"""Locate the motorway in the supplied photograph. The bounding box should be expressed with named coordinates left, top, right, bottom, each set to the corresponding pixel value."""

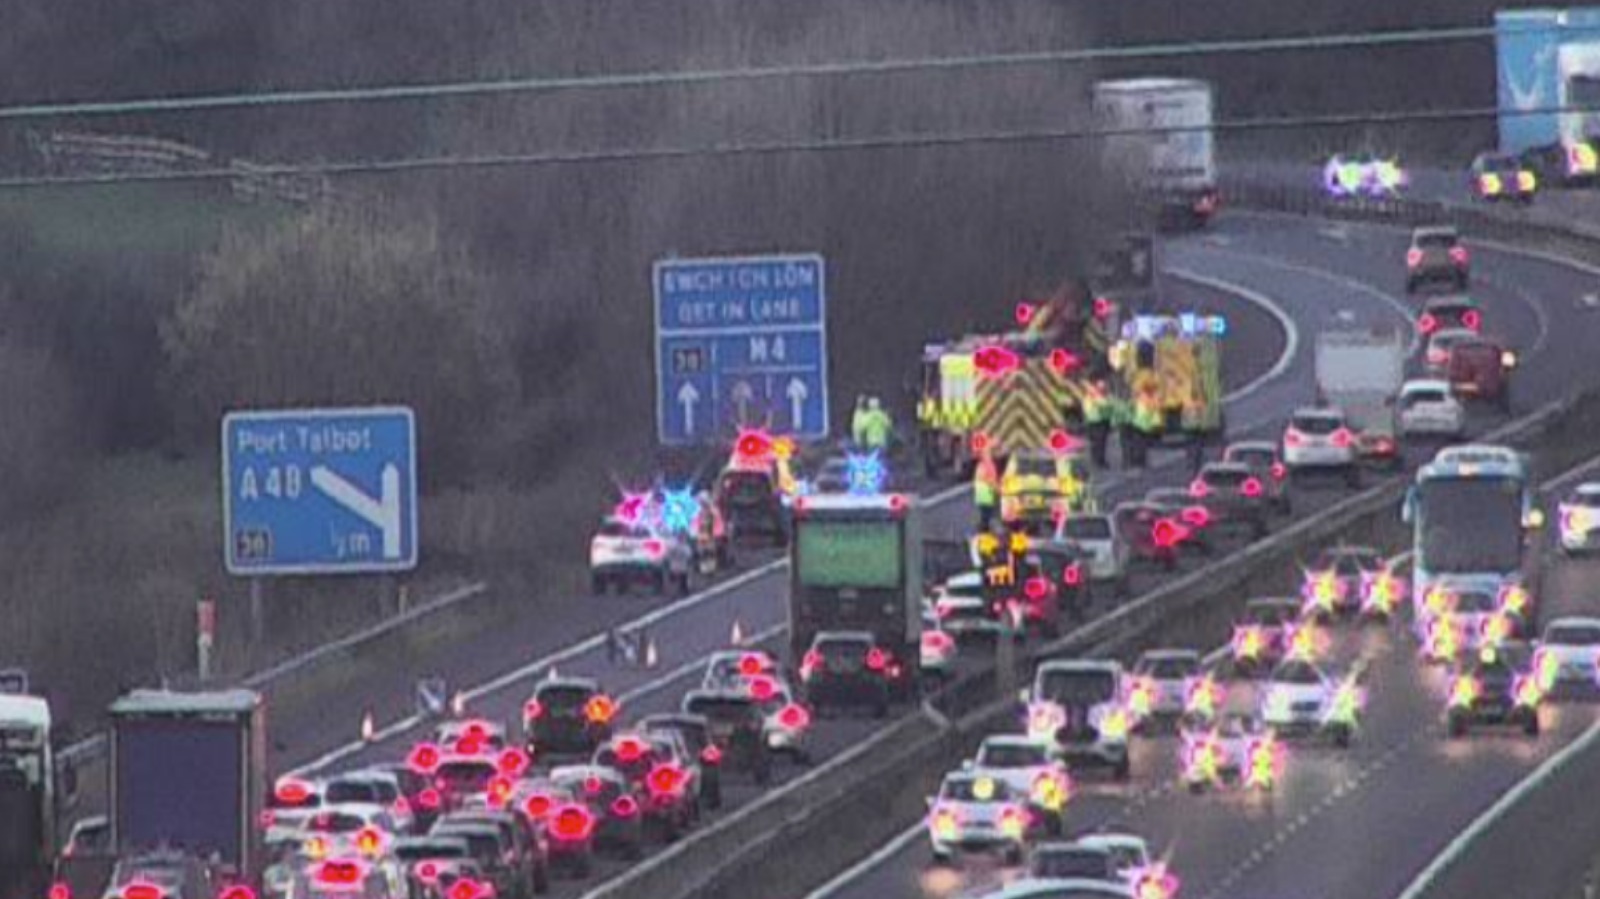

left=72, top=207, right=1600, bottom=897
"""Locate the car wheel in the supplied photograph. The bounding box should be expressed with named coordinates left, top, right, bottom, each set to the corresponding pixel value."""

left=755, top=758, right=773, bottom=786
left=534, top=863, right=551, bottom=894
left=1524, top=713, right=1541, bottom=737
left=1332, top=725, right=1352, bottom=748
left=1188, top=780, right=1205, bottom=795
left=1447, top=716, right=1466, bottom=739
left=1114, top=757, right=1131, bottom=781
left=675, top=573, right=691, bottom=596
left=590, top=574, right=606, bottom=595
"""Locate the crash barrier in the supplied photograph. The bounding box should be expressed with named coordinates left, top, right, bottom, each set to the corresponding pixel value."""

left=588, top=382, right=1600, bottom=899
left=1219, top=173, right=1600, bottom=263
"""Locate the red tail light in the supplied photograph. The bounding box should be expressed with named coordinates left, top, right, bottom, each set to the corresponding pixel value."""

left=275, top=777, right=314, bottom=805
left=392, top=796, right=411, bottom=816
left=415, top=863, right=441, bottom=884
left=888, top=493, right=909, bottom=514
left=1450, top=246, right=1470, bottom=265
left=584, top=775, right=604, bottom=795
left=735, top=430, right=773, bottom=460
left=315, top=863, right=362, bottom=886
left=778, top=704, right=811, bottom=730
left=1152, top=518, right=1184, bottom=548
left=701, top=744, right=724, bottom=765
left=801, top=649, right=823, bottom=679
left=748, top=675, right=777, bottom=701
left=1063, top=563, right=1083, bottom=586
left=1463, top=309, right=1482, bottom=331
left=615, top=737, right=644, bottom=763
left=865, top=647, right=888, bottom=672
left=1406, top=248, right=1423, bottom=268
left=642, top=539, right=666, bottom=558
left=975, top=345, right=1022, bottom=378
left=1024, top=577, right=1049, bottom=600
left=1418, top=313, right=1438, bottom=335
left=49, top=886, right=71, bottom=899
left=1330, top=428, right=1354, bottom=448
left=584, top=694, right=617, bottom=725
left=124, top=885, right=162, bottom=899
left=447, top=880, right=482, bottom=899
left=1048, top=350, right=1079, bottom=377
left=971, top=431, right=992, bottom=454
left=1189, top=479, right=1210, bottom=498
left=1016, top=302, right=1035, bottom=325
left=497, top=748, right=530, bottom=777
left=258, top=810, right=275, bottom=829
left=611, top=795, right=640, bottom=818
left=1284, top=429, right=1305, bottom=448
left=523, top=699, right=544, bottom=721
left=1271, top=461, right=1287, bottom=481
left=1181, top=506, right=1210, bottom=528
left=552, top=805, right=595, bottom=840
left=647, top=764, right=683, bottom=796
left=409, top=743, right=442, bottom=772
left=523, top=793, right=554, bottom=820
left=1241, top=477, right=1264, bottom=498
left=417, top=788, right=441, bottom=810
left=738, top=653, right=767, bottom=676
left=1093, top=297, right=1113, bottom=319
left=1048, top=427, right=1075, bottom=452
left=454, top=736, right=484, bottom=756
left=924, top=630, right=954, bottom=652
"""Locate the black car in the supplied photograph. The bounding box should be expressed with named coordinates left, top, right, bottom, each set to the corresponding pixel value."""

left=1020, top=542, right=1094, bottom=625
left=1190, top=461, right=1271, bottom=539
left=591, top=733, right=697, bottom=841
left=680, top=689, right=772, bottom=786
left=1419, top=294, right=1483, bottom=336
left=1446, top=642, right=1544, bottom=738
left=548, top=764, right=645, bottom=861
left=393, top=835, right=474, bottom=898
left=798, top=631, right=895, bottom=718
left=639, top=712, right=723, bottom=808
left=1027, top=842, right=1120, bottom=883
left=1110, top=501, right=1182, bottom=571
left=524, top=677, right=617, bottom=758
left=1222, top=441, right=1291, bottom=514
left=1144, top=488, right=1214, bottom=555
left=716, top=467, right=789, bottom=547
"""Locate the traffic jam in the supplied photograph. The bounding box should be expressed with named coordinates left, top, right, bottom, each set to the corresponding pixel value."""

left=34, top=228, right=1600, bottom=899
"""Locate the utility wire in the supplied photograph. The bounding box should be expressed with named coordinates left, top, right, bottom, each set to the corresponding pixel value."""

left=0, top=23, right=1551, bottom=122
left=1, top=101, right=1581, bottom=191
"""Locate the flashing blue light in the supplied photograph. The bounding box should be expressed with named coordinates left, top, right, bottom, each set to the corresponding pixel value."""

left=1211, top=315, right=1228, bottom=336
left=659, top=486, right=698, bottom=535
left=846, top=451, right=888, bottom=496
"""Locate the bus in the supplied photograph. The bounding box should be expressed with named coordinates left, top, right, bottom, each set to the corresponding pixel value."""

left=1403, top=444, right=1542, bottom=625
left=0, top=695, right=54, bottom=899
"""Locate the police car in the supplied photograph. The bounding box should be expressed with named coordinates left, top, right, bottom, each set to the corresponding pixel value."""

left=1557, top=482, right=1600, bottom=555
left=1001, top=447, right=1091, bottom=528
left=589, top=515, right=692, bottom=596
left=1325, top=152, right=1406, bottom=198
left=970, top=735, right=1073, bottom=835
left=926, top=770, right=1033, bottom=866
left=1258, top=659, right=1362, bottom=746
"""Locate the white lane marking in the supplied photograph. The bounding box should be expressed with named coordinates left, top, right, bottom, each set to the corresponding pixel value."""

left=1392, top=717, right=1600, bottom=899
left=804, top=820, right=927, bottom=899
left=292, top=269, right=1301, bottom=777
left=1466, top=269, right=1552, bottom=357
left=1168, top=268, right=1301, bottom=393
left=1197, top=244, right=1422, bottom=356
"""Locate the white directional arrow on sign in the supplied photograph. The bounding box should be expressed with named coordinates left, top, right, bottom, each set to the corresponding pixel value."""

left=786, top=377, right=809, bottom=431
left=677, top=381, right=702, bottom=436
left=731, top=380, right=755, bottom=422
left=311, top=464, right=403, bottom=559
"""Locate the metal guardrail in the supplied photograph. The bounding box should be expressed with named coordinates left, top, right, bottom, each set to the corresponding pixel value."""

left=57, top=581, right=487, bottom=768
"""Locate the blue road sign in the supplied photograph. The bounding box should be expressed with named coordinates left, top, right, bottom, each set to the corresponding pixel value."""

left=221, top=406, right=419, bottom=576
left=654, top=253, right=829, bottom=444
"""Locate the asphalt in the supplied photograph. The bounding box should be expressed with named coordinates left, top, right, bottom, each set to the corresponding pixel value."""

left=802, top=214, right=1600, bottom=899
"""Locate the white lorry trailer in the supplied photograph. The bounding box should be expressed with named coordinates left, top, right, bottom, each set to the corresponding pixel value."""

left=1315, top=329, right=1407, bottom=470
left=1093, top=77, right=1219, bottom=231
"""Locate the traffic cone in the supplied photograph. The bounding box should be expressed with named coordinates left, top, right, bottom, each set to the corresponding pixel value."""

left=450, top=691, right=467, bottom=717
left=360, top=711, right=376, bottom=743
left=645, top=638, right=659, bottom=670
left=731, top=620, right=745, bottom=646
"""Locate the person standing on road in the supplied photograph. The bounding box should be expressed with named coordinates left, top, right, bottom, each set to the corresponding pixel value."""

left=974, top=448, right=999, bottom=532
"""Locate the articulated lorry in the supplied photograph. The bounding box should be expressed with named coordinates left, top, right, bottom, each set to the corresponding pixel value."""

left=1093, top=78, right=1219, bottom=230
left=0, top=695, right=56, bottom=899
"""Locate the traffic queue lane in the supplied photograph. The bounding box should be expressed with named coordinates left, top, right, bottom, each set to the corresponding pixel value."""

left=809, top=457, right=1600, bottom=899
left=266, top=211, right=1593, bottom=897
left=800, top=219, right=1600, bottom=899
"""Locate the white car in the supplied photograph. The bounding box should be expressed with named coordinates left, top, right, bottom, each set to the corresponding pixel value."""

left=433, top=718, right=508, bottom=755
left=589, top=515, right=692, bottom=596
left=927, top=770, right=1032, bottom=865
left=300, top=802, right=399, bottom=859
left=1180, top=712, right=1278, bottom=793
left=1025, top=660, right=1132, bottom=780
left=1129, top=649, right=1201, bottom=719
left=1052, top=514, right=1130, bottom=595
left=932, top=573, right=1005, bottom=639
left=323, top=769, right=415, bottom=834
left=1258, top=659, right=1360, bottom=746
left=1398, top=379, right=1465, bottom=438
left=701, top=649, right=780, bottom=691
left=975, top=880, right=1136, bottom=899
left=920, top=606, right=959, bottom=679
left=970, top=736, right=1073, bottom=833
left=746, top=675, right=815, bottom=762
left=1538, top=617, right=1600, bottom=687
left=1074, top=832, right=1153, bottom=887
left=1281, top=407, right=1359, bottom=484
left=1419, top=576, right=1516, bottom=660
left=1424, top=327, right=1477, bottom=375
left=1558, top=482, right=1600, bottom=554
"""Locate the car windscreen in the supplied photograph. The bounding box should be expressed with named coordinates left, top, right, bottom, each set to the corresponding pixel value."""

left=1247, top=603, right=1296, bottom=626
left=1036, top=670, right=1115, bottom=706
left=1417, top=232, right=1457, bottom=249
left=1291, top=414, right=1341, bottom=434
left=536, top=685, right=594, bottom=711
left=1570, top=490, right=1600, bottom=508
left=305, top=812, right=366, bottom=833
left=393, top=842, right=469, bottom=862
left=684, top=696, right=757, bottom=722
left=430, top=829, right=501, bottom=868
left=1015, top=457, right=1057, bottom=479
left=1058, top=517, right=1112, bottom=541
left=1548, top=623, right=1600, bottom=645
left=1227, top=448, right=1275, bottom=469
left=436, top=762, right=496, bottom=794
left=1272, top=662, right=1323, bottom=685
left=977, top=743, right=1049, bottom=768
left=1144, top=657, right=1197, bottom=679
left=1202, top=468, right=1249, bottom=488
left=1030, top=849, right=1114, bottom=880
left=1403, top=388, right=1448, bottom=407
left=941, top=777, right=1014, bottom=802
left=1453, top=590, right=1498, bottom=614
left=721, top=472, right=774, bottom=502
left=325, top=781, right=397, bottom=805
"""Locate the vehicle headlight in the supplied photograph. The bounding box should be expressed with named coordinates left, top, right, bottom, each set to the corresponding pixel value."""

left=1265, top=691, right=1293, bottom=718
left=1098, top=708, right=1130, bottom=741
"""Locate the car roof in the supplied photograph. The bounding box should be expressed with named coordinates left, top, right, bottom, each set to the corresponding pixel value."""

left=317, top=802, right=387, bottom=819
left=1074, top=832, right=1148, bottom=852
left=1546, top=616, right=1600, bottom=630
left=1413, top=225, right=1459, bottom=238
left=1038, top=659, right=1122, bottom=675
left=978, top=879, right=1133, bottom=899
left=1034, top=841, right=1114, bottom=857
left=1573, top=482, right=1600, bottom=498
left=536, top=676, right=600, bottom=692
left=1225, top=440, right=1277, bottom=455
left=981, top=734, right=1047, bottom=750
left=1247, top=596, right=1301, bottom=610
left=1140, top=648, right=1200, bottom=663
left=1291, top=406, right=1343, bottom=420
left=1422, top=294, right=1478, bottom=310
left=1200, top=461, right=1252, bottom=477
left=640, top=712, right=707, bottom=728
left=814, top=630, right=875, bottom=643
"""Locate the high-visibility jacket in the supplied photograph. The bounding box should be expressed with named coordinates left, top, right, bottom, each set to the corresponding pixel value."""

left=862, top=409, right=892, bottom=449
left=851, top=407, right=871, bottom=445
left=1082, top=385, right=1110, bottom=424
left=974, top=456, right=999, bottom=507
